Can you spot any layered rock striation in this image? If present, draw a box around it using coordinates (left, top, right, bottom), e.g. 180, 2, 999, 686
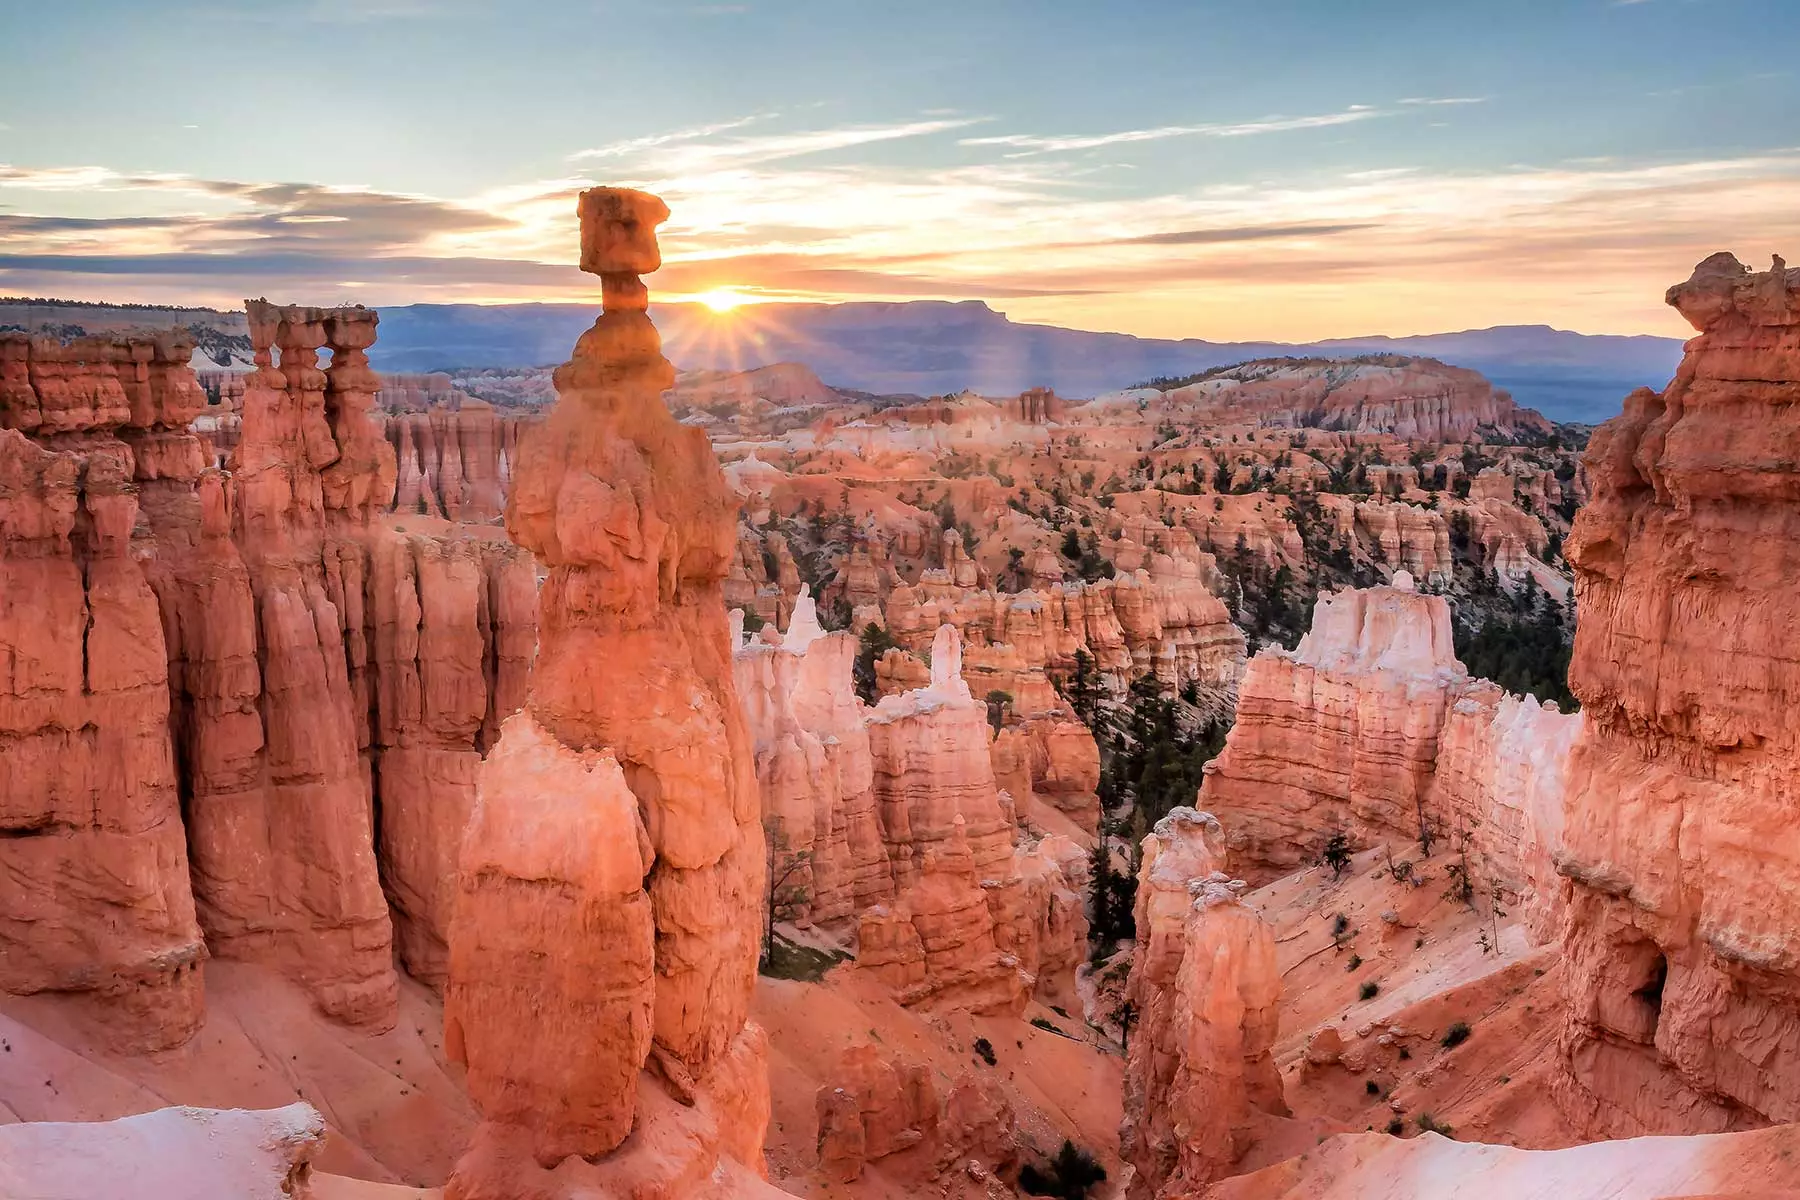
1554, 253, 1800, 1135
2, 310, 537, 1048
442, 187, 772, 1196
1121, 809, 1285, 1199
1198, 574, 1578, 933
736, 606, 1091, 1010
0, 331, 207, 1049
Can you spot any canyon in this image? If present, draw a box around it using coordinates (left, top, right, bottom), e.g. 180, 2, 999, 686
2, 223, 1797, 1200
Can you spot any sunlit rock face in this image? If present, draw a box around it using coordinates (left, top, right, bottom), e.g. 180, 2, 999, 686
1156, 356, 1552, 440
442, 187, 774, 1198
1, 309, 537, 1049
0, 331, 206, 1050
1554, 253, 1800, 1136
880, 567, 1246, 708
386, 403, 531, 522
1120, 810, 1285, 1199
1197, 575, 1578, 932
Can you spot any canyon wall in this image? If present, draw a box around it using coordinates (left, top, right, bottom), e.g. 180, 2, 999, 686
1, 311, 535, 1045
0, 331, 206, 1050
882, 567, 1247, 705
441, 187, 774, 1198
1554, 253, 1800, 1135
735, 602, 1090, 1010
1197, 574, 1578, 935
386, 404, 532, 523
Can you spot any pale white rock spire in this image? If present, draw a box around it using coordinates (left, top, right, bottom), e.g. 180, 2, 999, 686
1392, 569, 1416, 592
784, 584, 826, 654
728, 607, 746, 653
929, 622, 972, 701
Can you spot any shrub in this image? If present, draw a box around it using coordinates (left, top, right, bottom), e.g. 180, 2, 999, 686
1346, 954, 1363, 972
1441, 1021, 1472, 1048
1365, 1079, 1380, 1095
1018, 1140, 1108, 1200
1359, 981, 1380, 1001
1417, 1113, 1454, 1137
1385, 1118, 1405, 1135
973, 1037, 996, 1066
1322, 831, 1353, 877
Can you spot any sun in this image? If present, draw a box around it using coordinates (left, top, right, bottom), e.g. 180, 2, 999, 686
695, 287, 749, 313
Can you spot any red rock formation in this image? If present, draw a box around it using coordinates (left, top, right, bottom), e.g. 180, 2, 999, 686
1121, 811, 1285, 1199
0, 332, 205, 1050
1159, 357, 1550, 440
442, 188, 770, 1195
1555, 253, 1800, 1135
386, 403, 528, 523
170, 301, 398, 1029
1198, 575, 1578, 932
732, 594, 895, 928
369, 534, 537, 985
810, 1042, 938, 1181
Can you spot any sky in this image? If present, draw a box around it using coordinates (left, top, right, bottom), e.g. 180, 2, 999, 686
2, 0, 1797, 341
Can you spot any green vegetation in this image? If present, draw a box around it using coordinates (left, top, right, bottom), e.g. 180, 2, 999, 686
852, 621, 898, 705
1323, 831, 1353, 877
758, 931, 849, 983
973, 1037, 997, 1066
1453, 582, 1576, 709
1359, 981, 1381, 1001
1441, 1021, 1472, 1048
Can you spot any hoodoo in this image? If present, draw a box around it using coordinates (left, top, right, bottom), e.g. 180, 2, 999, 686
442, 188, 775, 1197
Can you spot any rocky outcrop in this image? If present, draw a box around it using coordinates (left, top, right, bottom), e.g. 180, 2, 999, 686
0, 1102, 327, 1200
1121, 810, 1284, 1199
811, 1043, 938, 1182
173, 301, 398, 1029
442, 187, 771, 1196
1198, 574, 1578, 931
1554, 253, 1800, 1136
0, 332, 206, 1050
386, 403, 529, 523
1158, 356, 1551, 440
737, 610, 1088, 1008
369, 533, 537, 986
3, 307, 539, 1048
883, 565, 1246, 705
733, 593, 894, 927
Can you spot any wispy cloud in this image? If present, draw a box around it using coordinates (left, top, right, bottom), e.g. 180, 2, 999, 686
568, 115, 771, 161
959, 107, 1383, 155
3, 140, 1797, 341
1398, 96, 1489, 106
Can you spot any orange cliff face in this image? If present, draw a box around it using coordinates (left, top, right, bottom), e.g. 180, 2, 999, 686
441, 187, 776, 1199
0, 332, 206, 1051
734, 603, 1092, 1013
1198, 574, 1578, 937
1554, 252, 1800, 1135
1, 308, 535, 1054
1121, 810, 1285, 1200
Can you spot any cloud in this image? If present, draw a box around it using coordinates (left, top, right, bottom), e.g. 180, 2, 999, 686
1398, 96, 1489, 106
1100, 223, 1376, 247
568, 115, 770, 161
3, 138, 1798, 341
959, 107, 1384, 155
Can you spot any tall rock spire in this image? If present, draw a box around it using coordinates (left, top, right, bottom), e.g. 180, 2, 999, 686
443, 189, 773, 1196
